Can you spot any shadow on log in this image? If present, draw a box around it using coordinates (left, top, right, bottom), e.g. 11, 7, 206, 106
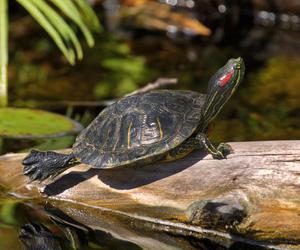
0, 140, 300, 249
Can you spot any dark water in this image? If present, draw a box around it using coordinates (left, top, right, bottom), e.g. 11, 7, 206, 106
1, 1, 300, 249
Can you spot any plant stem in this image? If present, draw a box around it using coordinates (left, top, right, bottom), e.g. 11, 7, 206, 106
0, 0, 8, 107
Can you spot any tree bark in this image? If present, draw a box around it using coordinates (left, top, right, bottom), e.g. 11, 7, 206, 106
1, 140, 300, 249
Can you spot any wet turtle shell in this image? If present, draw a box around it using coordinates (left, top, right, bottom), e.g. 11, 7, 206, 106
72, 90, 205, 168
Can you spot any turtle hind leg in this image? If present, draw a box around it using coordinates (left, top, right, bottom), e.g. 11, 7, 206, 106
22, 150, 79, 182
163, 138, 198, 162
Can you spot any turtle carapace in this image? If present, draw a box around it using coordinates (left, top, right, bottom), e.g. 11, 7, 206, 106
23, 57, 245, 182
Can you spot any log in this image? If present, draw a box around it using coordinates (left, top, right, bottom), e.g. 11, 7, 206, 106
0, 140, 300, 249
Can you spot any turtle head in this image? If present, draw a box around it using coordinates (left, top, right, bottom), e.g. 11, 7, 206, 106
201, 57, 245, 129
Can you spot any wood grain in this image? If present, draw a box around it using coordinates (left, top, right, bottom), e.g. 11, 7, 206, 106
0, 140, 300, 249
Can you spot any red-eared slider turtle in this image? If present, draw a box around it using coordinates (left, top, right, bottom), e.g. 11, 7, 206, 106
23, 58, 245, 182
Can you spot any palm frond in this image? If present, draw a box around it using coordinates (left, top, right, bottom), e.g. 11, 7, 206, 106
0, 0, 100, 107
28, 0, 84, 60
75, 0, 101, 31
51, 0, 97, 47
16, 0, 100, 63
17, 0, 76, 64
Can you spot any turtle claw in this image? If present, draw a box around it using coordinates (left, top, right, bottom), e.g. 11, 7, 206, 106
23, 151, 53, 182
23, 164, 35, 175
29, 169, 45, 183
22, 150, 41, 165
217, 143, 234, 158
25, 167, 48, 184
22, 150, 75, 182
211, 143, 233, 160
212, 151, 225, 160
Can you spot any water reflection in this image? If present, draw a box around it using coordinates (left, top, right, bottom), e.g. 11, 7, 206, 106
44, 205, 143, 250
19, 220, 142, 250
20, 223, 63, 250
0, 199, 143, 250
0, 198, 270, 250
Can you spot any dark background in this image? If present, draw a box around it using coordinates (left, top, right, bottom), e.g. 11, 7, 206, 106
7, 0, 300, 147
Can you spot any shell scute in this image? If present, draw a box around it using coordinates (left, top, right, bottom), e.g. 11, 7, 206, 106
73, 90, 205, 168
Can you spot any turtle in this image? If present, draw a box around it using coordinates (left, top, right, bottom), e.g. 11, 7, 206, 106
23, 57, 245, 182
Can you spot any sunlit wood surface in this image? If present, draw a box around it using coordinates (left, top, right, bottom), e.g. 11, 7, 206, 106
0, 140, 300, 249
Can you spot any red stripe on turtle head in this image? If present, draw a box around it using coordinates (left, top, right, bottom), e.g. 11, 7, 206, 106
220, 70, 234, 87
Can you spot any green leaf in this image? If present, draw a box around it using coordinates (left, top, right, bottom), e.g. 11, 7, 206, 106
29, 0, 83, 60
75, 0, 101, 31
31, 0, 82, 59
51, 0, 96, 47
16, 0, 75, 64
0, 108, 82, 138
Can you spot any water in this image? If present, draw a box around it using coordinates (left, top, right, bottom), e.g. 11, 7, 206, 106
0, 198, 144, 250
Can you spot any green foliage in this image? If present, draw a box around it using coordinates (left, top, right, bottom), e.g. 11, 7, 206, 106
16, 0, 100, 65
244, 56, 300, 139
14, 54, 48, 86
98, 57, 149, 95
0, 0, 100, 108
9, 32, 156, 103
94, 36, 156, 98
0, 108, 80, 138
248, 56, 300, 111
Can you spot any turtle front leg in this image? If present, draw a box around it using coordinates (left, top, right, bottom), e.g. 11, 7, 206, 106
164, 134, 233, 161
22, 150, 80, 182
195, 133, 233, 159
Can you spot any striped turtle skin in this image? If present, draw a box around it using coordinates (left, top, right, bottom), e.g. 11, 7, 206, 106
72, 90, 206, 168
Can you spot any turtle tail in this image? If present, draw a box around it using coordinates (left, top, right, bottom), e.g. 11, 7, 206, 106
22, 150, 80, 182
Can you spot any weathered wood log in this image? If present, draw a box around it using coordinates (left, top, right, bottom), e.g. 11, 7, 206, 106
0, 140, 300, 249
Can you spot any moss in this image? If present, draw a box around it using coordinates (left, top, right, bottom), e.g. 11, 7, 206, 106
240, 56, 300, 140
0, 108, 78, 138
248, 56, 300, 111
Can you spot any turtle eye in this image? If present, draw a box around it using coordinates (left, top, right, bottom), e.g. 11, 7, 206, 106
219, 70, 234, 87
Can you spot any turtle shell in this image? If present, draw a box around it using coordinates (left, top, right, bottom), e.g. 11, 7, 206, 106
72, 90, 205, 168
